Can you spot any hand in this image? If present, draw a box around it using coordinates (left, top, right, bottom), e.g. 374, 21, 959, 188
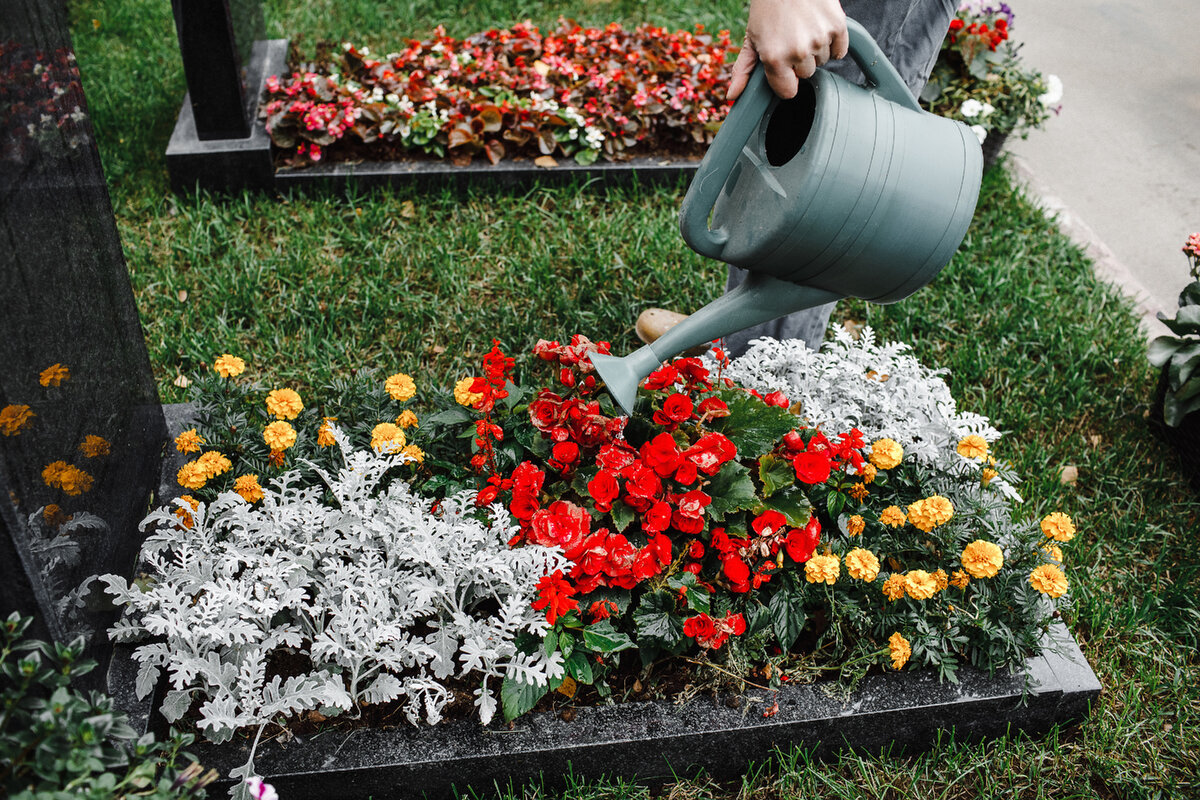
727, 0, 849, 101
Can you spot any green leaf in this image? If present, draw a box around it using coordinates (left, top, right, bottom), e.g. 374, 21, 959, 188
1160, 305, 1200, 336
769, 579, 807, 650
1148, 336, 1186, 368
633, 590, 684, 648
558, 631, 574, 659
707, 461, 758, 520
668, 572, 711, 614
500, 675, 548, 722
755, 487, 812, 527
581, 620, 636, 653
424, 407, 474, 426
574, 148, 600, 166
564, 650, 594, 684
609, 499, 636, 533
758, 454, 795, 498
826, 490, 846, 518
708, 389, 796, 458
1179, 280, 1200, 308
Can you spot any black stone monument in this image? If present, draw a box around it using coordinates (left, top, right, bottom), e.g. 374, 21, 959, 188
165, 0, 287, 193
0, 0, 167, 690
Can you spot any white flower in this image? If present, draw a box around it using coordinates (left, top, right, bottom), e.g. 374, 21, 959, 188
1038, 74, 1063, 107
980, 102, 995, 117
970, 124, 988, 144
960, 99, 984, 118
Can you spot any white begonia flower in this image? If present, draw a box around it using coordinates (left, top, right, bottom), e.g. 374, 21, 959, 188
1038, 74, 1064, 107
970, 124, 988, 144
960, 99, 984, 118
980, 102, 995, 117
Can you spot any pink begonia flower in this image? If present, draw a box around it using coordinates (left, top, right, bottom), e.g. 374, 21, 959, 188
246, 777, 279, 800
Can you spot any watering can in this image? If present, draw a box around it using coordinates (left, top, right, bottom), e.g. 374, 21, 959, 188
592, 17, 983, 415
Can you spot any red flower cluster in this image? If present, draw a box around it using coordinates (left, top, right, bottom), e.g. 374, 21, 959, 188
946, 8, 1011, 60
779, 427, 865, 485
261, 20, 737, 167
0, 41, 90, 166
683, 611, 745, 650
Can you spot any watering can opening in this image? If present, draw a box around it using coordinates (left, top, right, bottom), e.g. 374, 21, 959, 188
764, 82, 817, 168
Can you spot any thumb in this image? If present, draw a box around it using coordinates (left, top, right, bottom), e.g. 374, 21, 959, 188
726, 41, 758, 101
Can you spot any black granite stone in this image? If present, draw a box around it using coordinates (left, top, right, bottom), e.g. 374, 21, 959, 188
0, 0, 166, 689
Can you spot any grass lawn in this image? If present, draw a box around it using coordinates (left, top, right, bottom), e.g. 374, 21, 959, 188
69, 0, 1199, 797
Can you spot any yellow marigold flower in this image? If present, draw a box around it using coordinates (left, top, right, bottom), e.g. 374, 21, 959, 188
805, 553, 840, 585
961, 540, 1004, 579
0, 404, 35, 436
859, 463, 877, 484
79, 435, 110, 458
881, 574, 906, 601
1029, 564, 1069, 598
370, 422, 407, 454
904, 569, 939, 600
263, 421, 297, 451
933, 569, 949, 591
174, 428, 204, 453
1040, 542, 1064, 563
888, 632, 911, 670
981, 467, 997, 486
1040, 512, 1076, 543
56, 465, 94, 496
845, 548, 880, 582
906, 495, 954, 532
42, 461, 70, 488
196, 450, 232, 479
39, 363, 69, 387
395, 409, 418, 429
213, 354, 246, 378
402, 444, 425, 463
845, 514, 865, 536
879, 505, 906, 528
265, 388, 304, 420
868, 438, 903, 470
234, 474, 264, 504
385, 372, 417, 402
950, 569, 970, 589
848, 483, 869, 501
454, 377, 484, 408
174, 496, 199, 529
177, 460, 208, 490
956, 434, 989, 460
317, 417, 338, 448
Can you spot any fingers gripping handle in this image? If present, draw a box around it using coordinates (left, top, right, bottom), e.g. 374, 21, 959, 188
678, 18, 921, 260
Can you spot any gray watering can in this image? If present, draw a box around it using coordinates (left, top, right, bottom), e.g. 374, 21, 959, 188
592, 17, 983, 416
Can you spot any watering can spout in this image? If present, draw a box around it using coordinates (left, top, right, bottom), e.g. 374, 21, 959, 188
591, 275, 842, 416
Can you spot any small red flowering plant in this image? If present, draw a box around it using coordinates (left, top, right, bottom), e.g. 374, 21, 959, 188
436, 335, 1072, 720
260, 20, 735, 168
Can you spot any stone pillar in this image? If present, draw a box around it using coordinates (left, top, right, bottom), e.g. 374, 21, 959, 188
0, 0, 167, 689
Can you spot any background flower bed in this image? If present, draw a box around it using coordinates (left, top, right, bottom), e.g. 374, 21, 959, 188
66, 0, 1200, 795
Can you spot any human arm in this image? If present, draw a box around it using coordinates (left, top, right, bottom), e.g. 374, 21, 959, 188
727, 0, 849, 101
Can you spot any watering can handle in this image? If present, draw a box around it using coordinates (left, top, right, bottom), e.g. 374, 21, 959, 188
680, 17, 921, 259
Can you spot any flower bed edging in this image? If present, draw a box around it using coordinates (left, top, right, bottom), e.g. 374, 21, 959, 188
116, 620, 1096, 799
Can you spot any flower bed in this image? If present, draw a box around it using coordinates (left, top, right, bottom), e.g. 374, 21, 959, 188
103, 329, 1081, 789
261, 21, 735, 169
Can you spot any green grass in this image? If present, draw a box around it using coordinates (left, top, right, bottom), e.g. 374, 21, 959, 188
68, 0, 1200, 797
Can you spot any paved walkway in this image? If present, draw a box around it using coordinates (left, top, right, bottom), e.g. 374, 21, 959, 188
1002, 0, 1200, 338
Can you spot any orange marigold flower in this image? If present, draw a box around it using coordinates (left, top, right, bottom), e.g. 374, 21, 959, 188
196, 450, 232, 479
848, 483, 870, 501
213, 354, 246, 378
933, 569, 949, 591
880, 505, 906, 528
385, 372, 417, 402
39, 363, 69, 387
881, 574, 906, 601
950, 569, 970, 589
58, 466, 94, 496
370, 422, 406, 454
234, 474, 264, 503
888, 632, 911, 670
395, 409, 418, 429
41, 461, 70, 488
845, 514, 865, 536
454, 377, 484, 408
859, 463, 877, 484
0, 404, 35, 436
265, 388, 303, 420
268, 449, 286, 467
1029, 564, 1069, 598
868, 438, 903, 469
981, 467, 998, 486
956, 434, 989, 460
79, 435, 110, 458
317, 417, 338, 448
177, 461, 208, 490
961, 539, 1004, 578
174, 428, 204, 453
904, 569, 939, 600
42, 504, 68, 527
906, 495, 954, 532
1040, 512, 1076, 543
263, 421, 297, 451
1040, 542, 1064, 563
804, 553, 840, 585
845, 548, 880, 582
401, 444, 425, 464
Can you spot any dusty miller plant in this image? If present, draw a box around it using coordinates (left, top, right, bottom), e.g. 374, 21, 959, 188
101, 428, 566, 788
